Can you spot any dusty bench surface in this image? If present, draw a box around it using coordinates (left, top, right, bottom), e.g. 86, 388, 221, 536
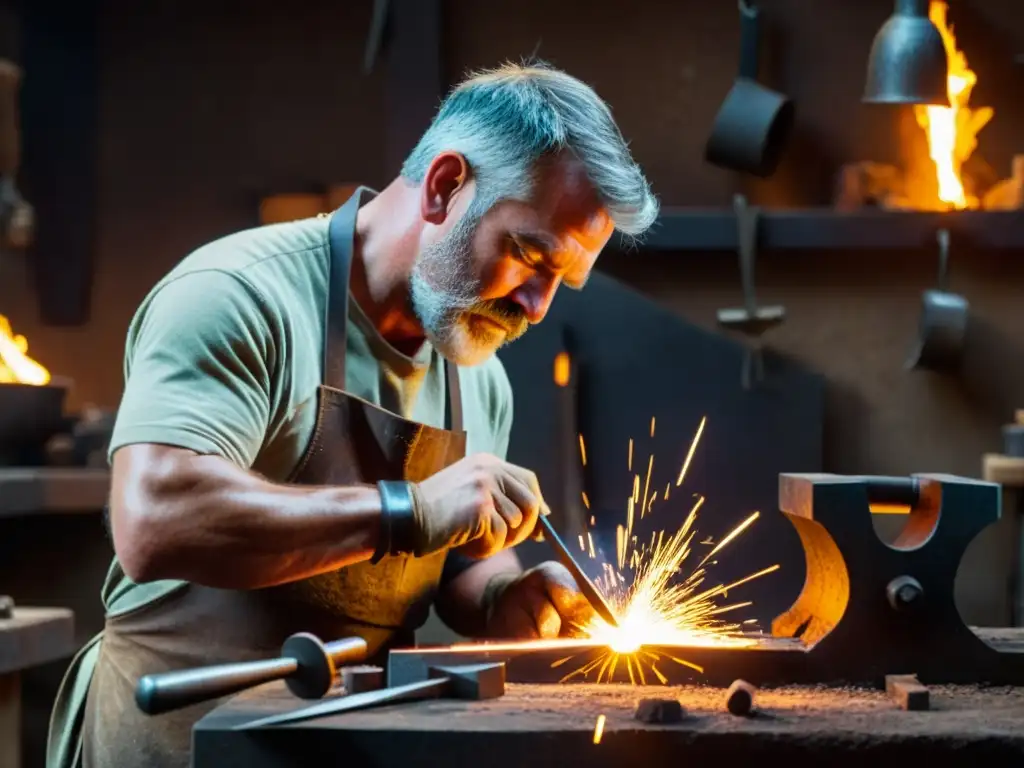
195, 680, 1024, 768
0, 607, 76, 674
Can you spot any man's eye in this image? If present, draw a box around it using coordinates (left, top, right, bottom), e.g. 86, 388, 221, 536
509, 239, 540, 266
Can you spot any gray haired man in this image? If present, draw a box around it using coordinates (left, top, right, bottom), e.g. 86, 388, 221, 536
48, 61, 658, 768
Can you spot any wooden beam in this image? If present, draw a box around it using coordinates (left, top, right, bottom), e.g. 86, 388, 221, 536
384, 0, 443, 177
21, 0, 99, 326
983, 454, 1024, 487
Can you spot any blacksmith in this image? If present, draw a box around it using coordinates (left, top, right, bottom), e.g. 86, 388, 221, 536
48, 61, 658, 768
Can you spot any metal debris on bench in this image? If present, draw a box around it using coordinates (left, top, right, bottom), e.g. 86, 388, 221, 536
726, 679, 757, 716
885, 674, 930, 711
634, 697, 686, 724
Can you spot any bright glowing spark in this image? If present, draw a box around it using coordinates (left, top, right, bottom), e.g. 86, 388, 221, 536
581, 491, 590, 509
675, 416, 706, 486
641, 455, 654, 518
579, 434, 587, 466
593, 714, 606, 744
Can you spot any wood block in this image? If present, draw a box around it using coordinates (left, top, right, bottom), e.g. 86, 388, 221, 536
258, 194, 328, 225
886, 674, 930, 711
341, 665, 384, 694
0, 606, 75, 674
982, 454, 1024, 486
428, 663, 505, 700
725, 679, 756, 716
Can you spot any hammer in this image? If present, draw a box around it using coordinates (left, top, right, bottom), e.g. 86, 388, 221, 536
716, 194, 785, 388
135, 633, 368, 715
235, 662, 506, 729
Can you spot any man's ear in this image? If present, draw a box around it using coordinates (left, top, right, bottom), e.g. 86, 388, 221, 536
421, 152, 470, 224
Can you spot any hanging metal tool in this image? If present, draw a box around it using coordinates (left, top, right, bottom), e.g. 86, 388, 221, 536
704, 0, 795, 178
905, 228, 969, 373
717, 194, 786, 389
536, 512, 619, 628
362, 0, 391, 74
863, 0, 949, 106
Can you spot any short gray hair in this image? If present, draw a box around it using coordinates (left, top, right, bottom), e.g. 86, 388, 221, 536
401, 61, 659, 238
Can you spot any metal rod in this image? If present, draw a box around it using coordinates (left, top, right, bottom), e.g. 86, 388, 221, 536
536, 513, 619, 628
861, 476, 921, 507
236, 677, 451, 730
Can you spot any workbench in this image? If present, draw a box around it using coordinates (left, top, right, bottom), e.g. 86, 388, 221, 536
195, 643, 1024, 768
0, 607, 75, 768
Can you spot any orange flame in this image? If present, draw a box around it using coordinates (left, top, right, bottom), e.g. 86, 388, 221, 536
0, 314, 51, 385
913, 1, 992, 210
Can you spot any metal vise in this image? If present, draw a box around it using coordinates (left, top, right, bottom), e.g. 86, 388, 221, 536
773, 473, 1024, 684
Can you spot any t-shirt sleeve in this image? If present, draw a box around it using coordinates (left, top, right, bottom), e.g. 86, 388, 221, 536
108, 270, 277, 468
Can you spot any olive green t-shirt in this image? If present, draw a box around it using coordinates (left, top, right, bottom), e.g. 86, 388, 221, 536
101, 212, 514, 615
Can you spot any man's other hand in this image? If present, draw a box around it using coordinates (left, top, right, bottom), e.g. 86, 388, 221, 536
484, 561, 597, 639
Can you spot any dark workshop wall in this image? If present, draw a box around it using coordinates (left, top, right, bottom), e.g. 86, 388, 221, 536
2, 0, 1023, 649
4, 2, 1024, 764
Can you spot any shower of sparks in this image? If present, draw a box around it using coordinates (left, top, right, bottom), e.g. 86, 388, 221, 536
559, 415, 778, 684
442, 415, 780, 686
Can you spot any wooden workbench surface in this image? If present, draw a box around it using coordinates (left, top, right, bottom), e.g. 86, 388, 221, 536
0, 606, 76, 674
210, 678, 1024, 737
196, 674, 1024, 767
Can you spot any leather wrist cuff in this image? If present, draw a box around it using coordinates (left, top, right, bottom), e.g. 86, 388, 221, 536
371, 480, 419, 564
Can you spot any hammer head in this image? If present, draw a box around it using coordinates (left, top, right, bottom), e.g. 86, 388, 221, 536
426, 662, 506, 700
717, 305, 786, 336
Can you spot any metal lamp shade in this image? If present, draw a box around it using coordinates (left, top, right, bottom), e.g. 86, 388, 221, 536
863, 0, 950, 106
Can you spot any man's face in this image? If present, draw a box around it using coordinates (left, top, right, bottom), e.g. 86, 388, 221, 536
410, 156, 615, 366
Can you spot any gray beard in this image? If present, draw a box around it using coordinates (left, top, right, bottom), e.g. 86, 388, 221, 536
409, 208, 482, 344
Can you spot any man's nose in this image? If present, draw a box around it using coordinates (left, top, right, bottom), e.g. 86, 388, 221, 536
510, 273, 560, 325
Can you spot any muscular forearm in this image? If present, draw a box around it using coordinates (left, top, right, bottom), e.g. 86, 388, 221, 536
111, 445, 382, 589
434, 548, 523, 637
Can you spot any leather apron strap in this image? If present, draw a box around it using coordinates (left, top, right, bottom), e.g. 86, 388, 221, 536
323, 189, 463, 432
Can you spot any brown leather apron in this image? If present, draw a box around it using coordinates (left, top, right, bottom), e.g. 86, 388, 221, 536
80, 188, 467, 768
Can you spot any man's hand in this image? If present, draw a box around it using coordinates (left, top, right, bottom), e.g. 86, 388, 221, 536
413, 453, 544, 558
483, 562, 597, 639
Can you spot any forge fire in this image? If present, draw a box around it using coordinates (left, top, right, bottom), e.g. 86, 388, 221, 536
837, 0, 1022, 214
0, 314, 50, 385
